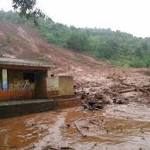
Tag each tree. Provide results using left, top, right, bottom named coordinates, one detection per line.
left=67, top=32, right=89, bottom=51
left=12, top=0, right=44, bottom=24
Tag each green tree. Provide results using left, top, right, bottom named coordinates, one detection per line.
left=12, top=0, right=44, bottom=24
left=67, top=32, right=89, bottom=51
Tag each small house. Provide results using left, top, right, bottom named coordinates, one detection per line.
left=0, top=58, right=80, bottom=118
left=0, top=57, right=51, bottom=101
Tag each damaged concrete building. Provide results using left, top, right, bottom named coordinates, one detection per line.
left=0, top=57, right=78, bottom=118
left=0, top=58, right=75, bottom=101
left=0, top=57, right=50, bottom=101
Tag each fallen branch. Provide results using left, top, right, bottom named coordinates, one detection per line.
left=119, top=88, right=136, bottom=93
left=42, top=146, right=74, bottom=150
left=74, top=121, right=87, bottom=137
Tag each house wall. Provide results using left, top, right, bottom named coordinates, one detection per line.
left=47, top=76, right=59, bottom=97
left=59, top=76, right=74, bottom=96
left=47, top=76, right=74, bottom=98
left=0, top=90, right=34, bottom=101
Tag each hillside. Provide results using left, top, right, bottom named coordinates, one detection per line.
left=0, top=21, right=113, bottom=84
left=1, top=11, right=150, bottom=68
left=0, top=21, right=150, bottom=104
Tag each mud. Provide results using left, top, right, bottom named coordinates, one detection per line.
left=0, top=111, right=60, bottom=149
left=1, top=103, right=150, bottom=150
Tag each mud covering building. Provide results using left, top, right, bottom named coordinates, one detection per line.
left=0, top=58, right=51, bottom=101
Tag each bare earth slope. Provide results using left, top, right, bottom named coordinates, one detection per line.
left=0, top=22, right=150, bottom=103
left=0, top=22, right=113, bottom=84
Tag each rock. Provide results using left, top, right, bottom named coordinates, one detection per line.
left=82, top=99, right=104, bottom=110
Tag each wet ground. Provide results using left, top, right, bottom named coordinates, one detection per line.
left=1, top=103, right=150, bottom=150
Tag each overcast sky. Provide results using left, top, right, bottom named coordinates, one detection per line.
left=0, top=0, right=150, bottom=37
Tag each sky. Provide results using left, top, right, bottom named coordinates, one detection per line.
left=0, top=0, right=150, bottom=37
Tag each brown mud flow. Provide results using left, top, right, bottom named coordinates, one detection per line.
left=0, top=111, right=59, bottom=150
left=1, top=103, right=150, bottom=150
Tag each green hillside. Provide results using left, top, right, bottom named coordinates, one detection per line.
left=0, top=10, right=150, bottom=67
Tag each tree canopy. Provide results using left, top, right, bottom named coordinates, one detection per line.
left=12, top=0, right=44, bottom=24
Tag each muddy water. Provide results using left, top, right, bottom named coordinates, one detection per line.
left=0, top=111, right=60, bottom=150
left=1, top=103, right=150, bottom=150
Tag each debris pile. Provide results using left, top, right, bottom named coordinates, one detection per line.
left=81, top=92, right=111, bottom=110
left=79, top=71, right=150, bottom=110
left=82, top=99, right=105, bottom=110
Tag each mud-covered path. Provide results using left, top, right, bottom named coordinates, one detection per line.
left=1, top=103, right=150, bottom=150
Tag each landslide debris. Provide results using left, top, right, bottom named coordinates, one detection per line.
left=78, top=70, right=150, bottom=110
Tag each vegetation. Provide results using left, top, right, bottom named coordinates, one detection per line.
left=12, top=0, right=44, bottom=24
left=0, top=10, right=150, bottom=68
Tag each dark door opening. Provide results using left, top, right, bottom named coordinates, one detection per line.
left=23, top=72, right=35, bottom=83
